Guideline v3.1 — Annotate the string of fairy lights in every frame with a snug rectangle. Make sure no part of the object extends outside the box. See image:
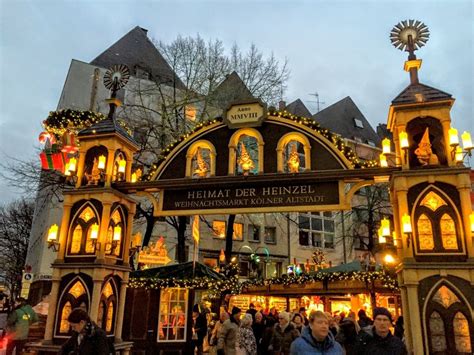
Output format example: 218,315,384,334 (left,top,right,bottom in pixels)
127,268,399,295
